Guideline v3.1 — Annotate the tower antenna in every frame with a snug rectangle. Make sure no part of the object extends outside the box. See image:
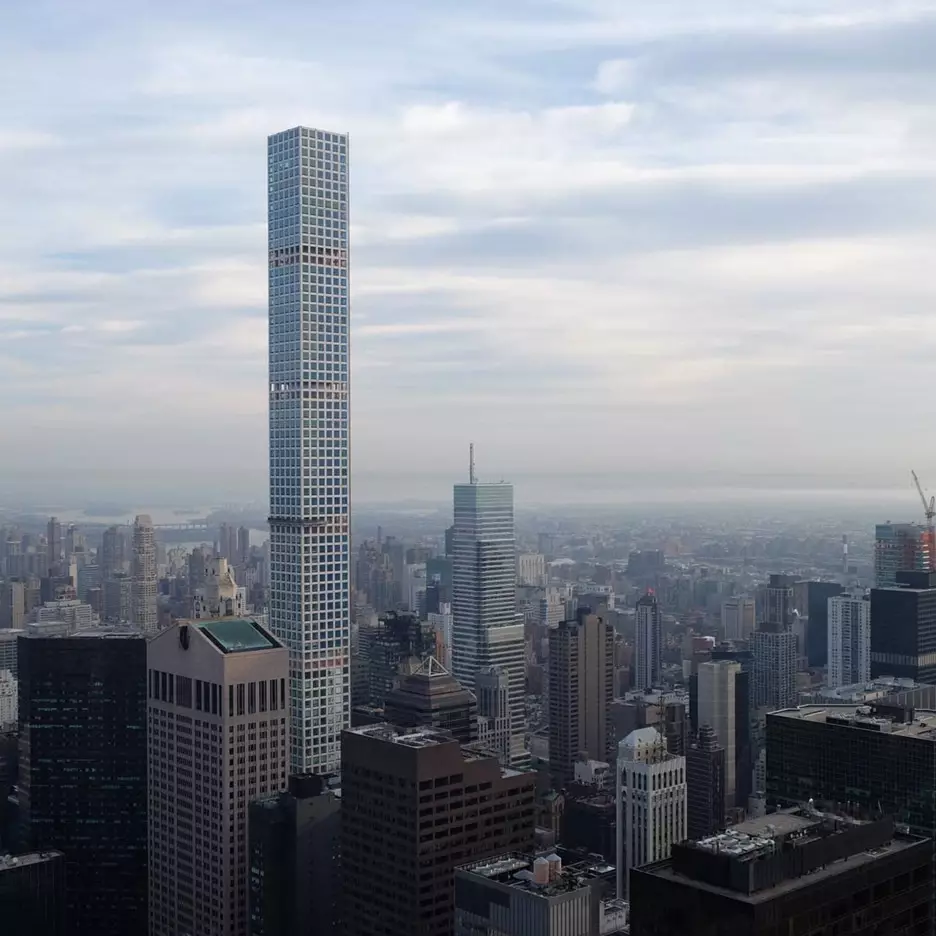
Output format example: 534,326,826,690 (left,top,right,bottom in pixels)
469,443,476,484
